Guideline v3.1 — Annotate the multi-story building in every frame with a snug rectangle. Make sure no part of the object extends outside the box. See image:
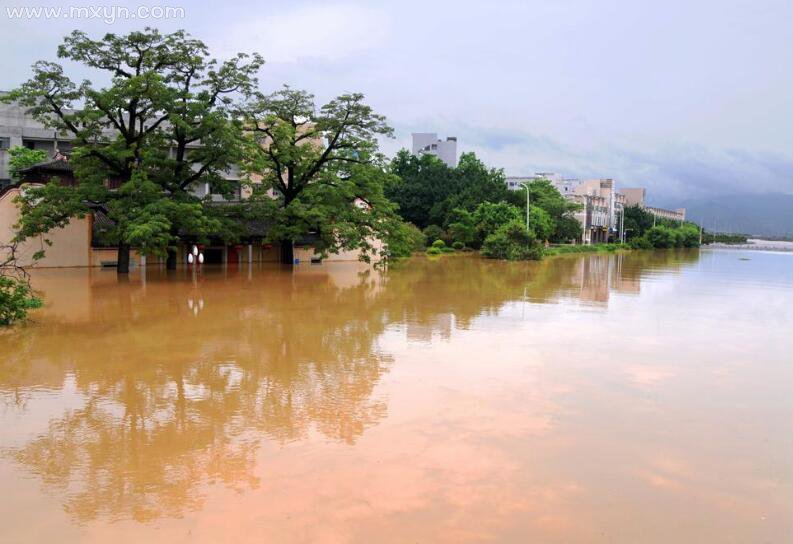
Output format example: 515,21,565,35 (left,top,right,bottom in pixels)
504,176,533,191
411,133,458,167
505,172,581,196
573,179,624,244
620,187,646,208
621,186,685,221
506,172,687,243
644,205,686,222
505,173,620,244
0,93,85,189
